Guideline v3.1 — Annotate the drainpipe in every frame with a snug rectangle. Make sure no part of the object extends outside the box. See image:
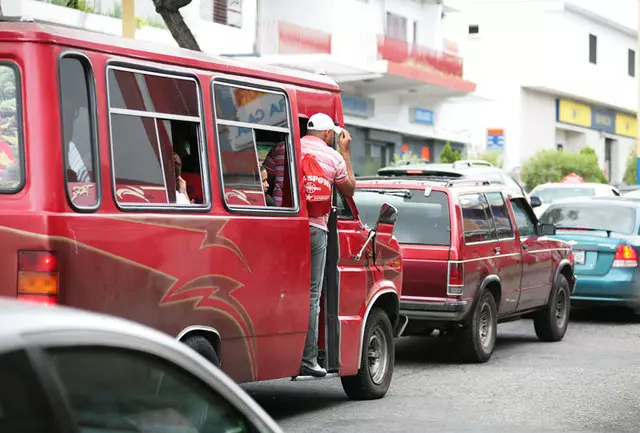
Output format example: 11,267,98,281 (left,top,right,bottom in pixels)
122,0,135,39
